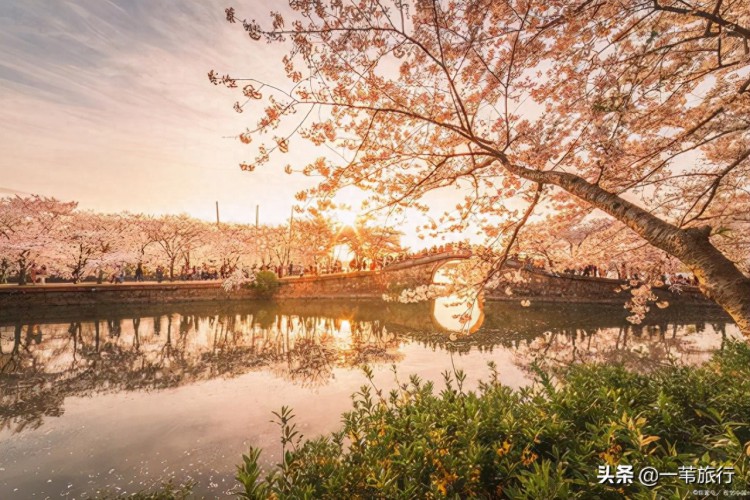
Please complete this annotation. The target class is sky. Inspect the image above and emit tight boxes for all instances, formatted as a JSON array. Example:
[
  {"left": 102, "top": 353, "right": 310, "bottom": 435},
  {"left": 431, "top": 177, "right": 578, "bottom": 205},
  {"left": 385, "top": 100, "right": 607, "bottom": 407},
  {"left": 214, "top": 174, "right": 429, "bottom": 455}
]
[{"left": 0, "top": 1, "right": 467, "bottom": 249}]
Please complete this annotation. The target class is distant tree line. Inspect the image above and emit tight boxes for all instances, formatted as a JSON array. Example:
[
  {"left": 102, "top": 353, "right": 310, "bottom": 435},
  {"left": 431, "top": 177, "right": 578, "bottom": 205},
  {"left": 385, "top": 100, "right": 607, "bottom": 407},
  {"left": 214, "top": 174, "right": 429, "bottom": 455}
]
[{"left": 0, "top": 195, "right": 402, "bottom": 284}]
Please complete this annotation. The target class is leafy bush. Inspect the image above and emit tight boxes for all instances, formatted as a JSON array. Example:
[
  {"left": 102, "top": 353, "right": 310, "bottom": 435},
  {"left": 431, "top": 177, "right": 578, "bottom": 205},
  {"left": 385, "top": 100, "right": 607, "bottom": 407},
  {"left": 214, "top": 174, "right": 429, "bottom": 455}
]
[
  {"left": 237, "top": 343, "right": 750, "bottom": 498},
  {"left": 252, "top": 271, "right": 279, "bottom": 295}
]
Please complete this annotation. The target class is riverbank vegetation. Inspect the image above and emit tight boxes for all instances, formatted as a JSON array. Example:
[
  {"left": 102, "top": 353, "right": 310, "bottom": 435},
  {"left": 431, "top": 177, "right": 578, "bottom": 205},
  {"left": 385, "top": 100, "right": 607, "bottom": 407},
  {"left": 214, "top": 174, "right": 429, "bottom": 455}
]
[{"left": 236, "top": 342, "right": 750, "bottom": 498}]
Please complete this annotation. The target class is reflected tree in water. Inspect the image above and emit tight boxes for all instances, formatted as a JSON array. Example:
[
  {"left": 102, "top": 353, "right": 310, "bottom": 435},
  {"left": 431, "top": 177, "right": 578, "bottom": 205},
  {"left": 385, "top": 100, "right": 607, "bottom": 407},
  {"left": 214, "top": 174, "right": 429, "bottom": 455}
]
[
  {"left": 0, "top": 301, "right": 738, "bottom": 433},
  {"left": 0, "top": 303, "right": 407, "bottom": 432}
]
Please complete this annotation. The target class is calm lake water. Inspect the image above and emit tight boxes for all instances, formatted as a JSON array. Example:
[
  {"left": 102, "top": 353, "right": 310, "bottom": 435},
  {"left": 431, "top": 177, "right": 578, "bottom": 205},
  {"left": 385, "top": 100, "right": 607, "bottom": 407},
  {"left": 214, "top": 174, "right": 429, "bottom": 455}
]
[{"left": 0, "top": 299, "right": 740, "bottom": 498}]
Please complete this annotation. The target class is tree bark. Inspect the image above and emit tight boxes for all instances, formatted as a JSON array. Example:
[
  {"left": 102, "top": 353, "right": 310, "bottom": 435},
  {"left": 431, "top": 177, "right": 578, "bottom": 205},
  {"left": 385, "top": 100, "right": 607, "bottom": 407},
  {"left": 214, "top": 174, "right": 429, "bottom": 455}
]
[
  {"left": 502, "top": 160, "right": 750, "bottom": 334},
  {"left": 17, "top": 255, "right": 27, "bottom": 286}
]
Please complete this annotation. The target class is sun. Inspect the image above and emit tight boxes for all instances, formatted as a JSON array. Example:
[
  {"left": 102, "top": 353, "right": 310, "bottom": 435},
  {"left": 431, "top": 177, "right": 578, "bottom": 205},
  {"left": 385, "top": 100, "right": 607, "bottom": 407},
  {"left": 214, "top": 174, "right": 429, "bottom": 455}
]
[
  {"left": 333, "top": 207, "right": 358, "bottom": 227},
  {"left": 331, "top": 243, "right": 355, "bottom": 263}
]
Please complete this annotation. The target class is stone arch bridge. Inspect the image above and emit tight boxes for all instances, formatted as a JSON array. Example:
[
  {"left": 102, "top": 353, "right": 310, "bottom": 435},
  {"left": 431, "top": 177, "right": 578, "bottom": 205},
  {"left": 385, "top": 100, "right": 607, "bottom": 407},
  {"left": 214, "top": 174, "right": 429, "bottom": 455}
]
[
  {"left": 0, "top": 252, "right": 472, "bottom": 310},
  {"left": 275, "top": 251, "right": 471, "bottom": 299},
  {"left": 278, "top": 252, "right": 712, "bottom": 306},
  {"left": 0, "top": 250, "right": 712, "bottom": 309}
]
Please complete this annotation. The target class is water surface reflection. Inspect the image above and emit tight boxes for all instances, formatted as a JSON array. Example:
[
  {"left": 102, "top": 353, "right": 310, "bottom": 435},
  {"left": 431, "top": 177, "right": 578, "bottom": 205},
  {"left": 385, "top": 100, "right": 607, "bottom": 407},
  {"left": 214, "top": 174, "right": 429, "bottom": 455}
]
[{"left": 0, "top": 300, "right": 739, "bottom": 497}]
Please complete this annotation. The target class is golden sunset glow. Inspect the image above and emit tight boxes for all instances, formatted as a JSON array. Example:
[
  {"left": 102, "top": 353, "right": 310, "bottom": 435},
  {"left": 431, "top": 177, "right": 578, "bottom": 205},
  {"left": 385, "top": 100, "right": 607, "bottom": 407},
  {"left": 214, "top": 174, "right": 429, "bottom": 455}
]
[
  {"left": 432, "top": 296, "right": 485, "bottom": 334},
  {"left": 331, "top": 244, "right": 355, "bottom": 265},
  {"left": 332, "top": 207, "right": 359, "bottom": 228}
]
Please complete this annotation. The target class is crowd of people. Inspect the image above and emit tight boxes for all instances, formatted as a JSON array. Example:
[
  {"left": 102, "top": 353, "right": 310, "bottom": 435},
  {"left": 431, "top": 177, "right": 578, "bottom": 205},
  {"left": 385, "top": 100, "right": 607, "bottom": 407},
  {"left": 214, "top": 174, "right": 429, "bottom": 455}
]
[
  {"left": 560, "top": 264, "right": 608, "bottom": 278},
  {"left": 3, "top": 242, "right": 474, "bottom": 285},
  {"left": 3, "top": 242, "right": 701, "bottom": 287},
  {"left": 533, "top": 260, "right": 700, "bottom": 286},
  {"left": 298, "top": 242, "right": 473, "bottom": 277},
  {"left": 661, "top": 273, "right": 701, "bottom": 287}
]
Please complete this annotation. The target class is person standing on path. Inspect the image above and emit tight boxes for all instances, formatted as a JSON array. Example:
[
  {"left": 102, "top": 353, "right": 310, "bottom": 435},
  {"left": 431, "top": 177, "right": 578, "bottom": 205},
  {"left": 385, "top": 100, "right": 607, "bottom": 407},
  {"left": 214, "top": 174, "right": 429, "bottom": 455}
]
[{"left": 0, "top": 258, "right": 10, "bottom": 284}]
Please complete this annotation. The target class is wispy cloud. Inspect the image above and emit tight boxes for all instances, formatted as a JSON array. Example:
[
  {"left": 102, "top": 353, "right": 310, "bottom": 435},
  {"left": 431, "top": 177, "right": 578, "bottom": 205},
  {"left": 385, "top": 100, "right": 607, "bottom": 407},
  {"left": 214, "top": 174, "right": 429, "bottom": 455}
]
[{"left": 0, "top": 1, "right": 306, "bottom": 221}]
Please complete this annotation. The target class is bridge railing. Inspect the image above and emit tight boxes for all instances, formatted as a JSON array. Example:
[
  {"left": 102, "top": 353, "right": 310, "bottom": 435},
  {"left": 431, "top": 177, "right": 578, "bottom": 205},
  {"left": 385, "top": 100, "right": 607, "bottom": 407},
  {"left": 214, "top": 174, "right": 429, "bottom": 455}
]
[{"left": 382, "top": 249, "right": 472, "bottom": 270}]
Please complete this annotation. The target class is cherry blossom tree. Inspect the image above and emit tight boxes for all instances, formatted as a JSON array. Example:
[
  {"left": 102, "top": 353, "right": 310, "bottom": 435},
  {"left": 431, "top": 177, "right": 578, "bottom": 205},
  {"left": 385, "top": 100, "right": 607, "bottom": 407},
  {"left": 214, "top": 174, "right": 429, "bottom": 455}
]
[
  {"left": 214, "top": 0, "right": 750, "bottom": 333},
  {"left": 123, "top": 213, "right": 158, "bottom": 270},
  {"left": 204, "top": 223, "right": 258, "bottom": 270},
  {"left": 53, "top": 212, "right": 139, "bottom": 283},
  {"left": 145, "top": 215, "right": 206, "bottom": 280},
  {"left": 255, "top": 224, "right": 293, "bottom": 268},
  {"left": 0, "top": 196, "right": 77, "bottom": 284},
  {"left": 517, "top": 210, "right": 682, "bottom": 278},
  {"left": 335, "top": 219, "right": 403, "bottom": 265},
  {"left": 245, "top": 215, "right": 348, "bottom": 271},
  {"left": 291, "top": 213, "right": 336, "bottom": 268}
]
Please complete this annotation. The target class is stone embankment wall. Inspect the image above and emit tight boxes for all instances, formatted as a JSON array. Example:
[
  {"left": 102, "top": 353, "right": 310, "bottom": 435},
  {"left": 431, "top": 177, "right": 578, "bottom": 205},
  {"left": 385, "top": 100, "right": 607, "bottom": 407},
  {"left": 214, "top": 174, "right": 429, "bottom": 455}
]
[
  {"left": 0, "top": 255, "right": 714, "bottom": 310},
  {"left": 0, "top": 254, "right": 449, "bottom": 310},
  {"left": 274, "top": 254, "right": 447, "bottom": 299},
  {"left": 0, "top": 282, "right": 258, "bottom": 309},
  {"left": 486, "top": 268, "right": 712, "bottom": 306}
]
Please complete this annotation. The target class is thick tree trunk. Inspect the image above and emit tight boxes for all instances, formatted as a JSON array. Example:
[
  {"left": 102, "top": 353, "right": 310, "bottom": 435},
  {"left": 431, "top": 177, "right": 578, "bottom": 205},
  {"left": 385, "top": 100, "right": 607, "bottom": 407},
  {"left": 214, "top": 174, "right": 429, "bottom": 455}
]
[
  {"left": 505, "top": 162, "right": 750, "bottom": 335},
  {"left": 17, "top": 254, "right": 28, "bottom": 286}
]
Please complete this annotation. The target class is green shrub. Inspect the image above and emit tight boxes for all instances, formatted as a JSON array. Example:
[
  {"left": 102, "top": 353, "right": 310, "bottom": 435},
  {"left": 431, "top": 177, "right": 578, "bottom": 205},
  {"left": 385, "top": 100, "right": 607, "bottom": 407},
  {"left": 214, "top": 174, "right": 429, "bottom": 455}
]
[
  {"left": 252, "top": 271, "right": 279, "bottom": 296},
  {"left": 237, "top": 343, "right": 750, "bottom": 498}
]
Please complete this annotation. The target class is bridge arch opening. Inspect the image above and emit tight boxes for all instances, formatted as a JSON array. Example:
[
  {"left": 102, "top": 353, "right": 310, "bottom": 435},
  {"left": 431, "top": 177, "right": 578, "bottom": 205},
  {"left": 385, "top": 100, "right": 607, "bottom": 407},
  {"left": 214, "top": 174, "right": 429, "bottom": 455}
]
[
  {"left": 430, "top": 258, "right": 485, "bottom": 334},
  {"left": 431, "top": 258, "right": 470, "bottom": 285},
  {"left": 431, "top": 295, "right": 485, "bottom": 334}
]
